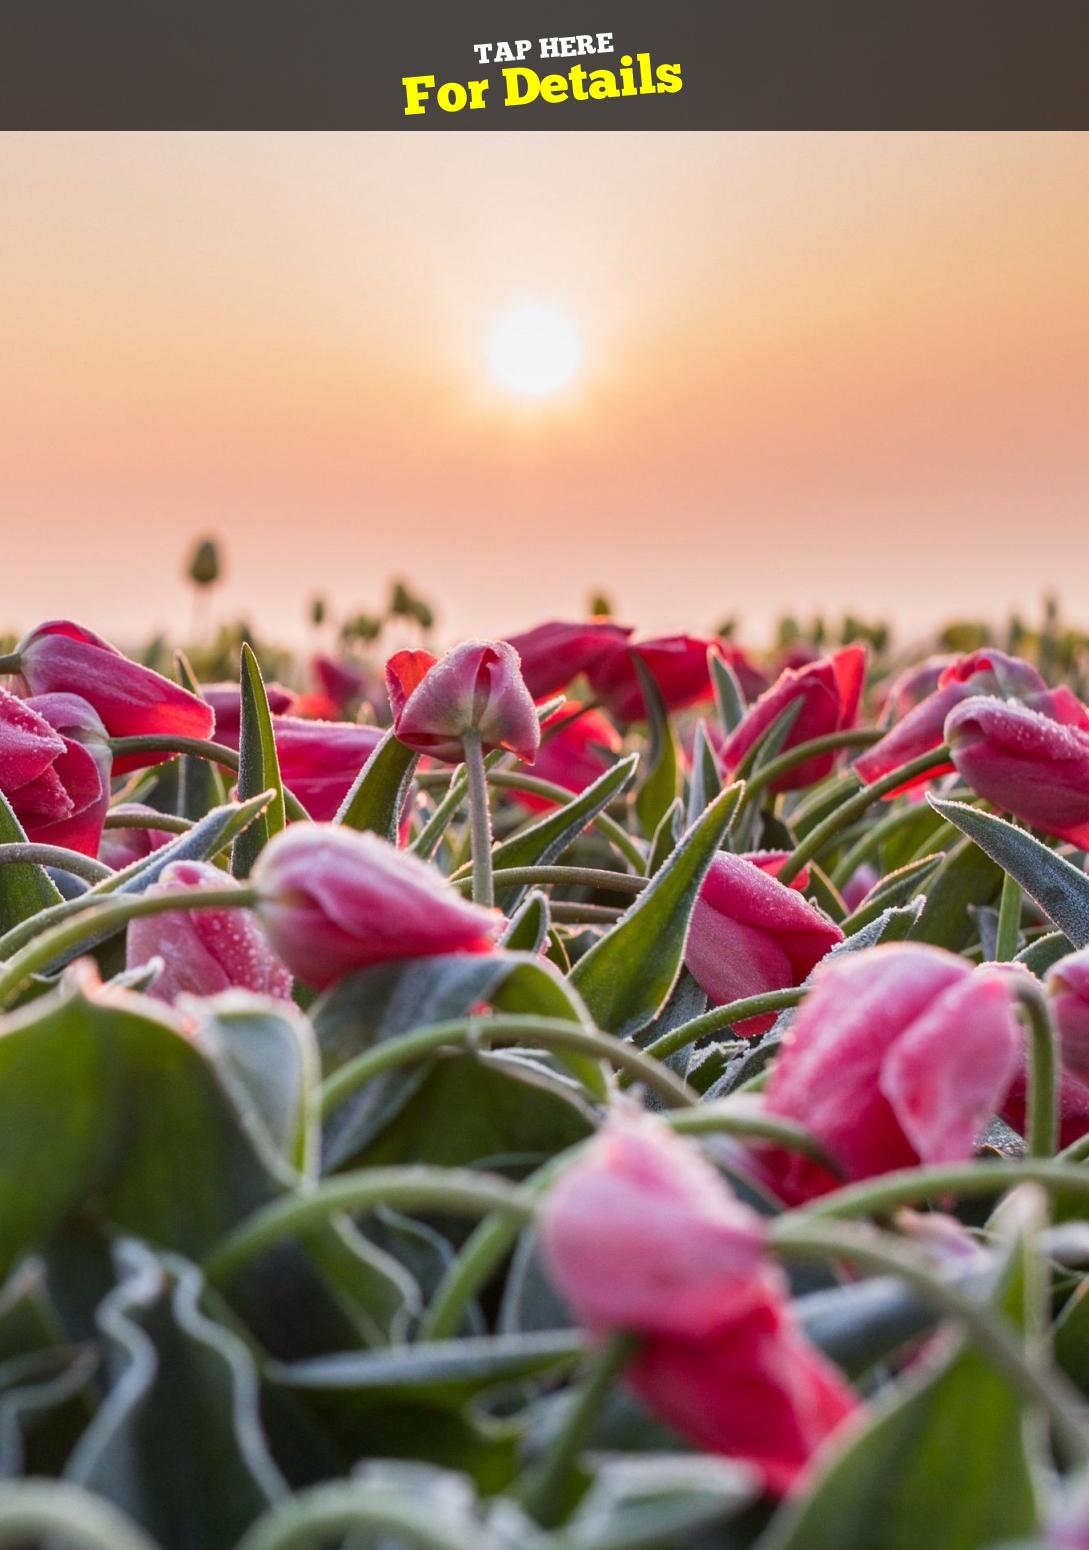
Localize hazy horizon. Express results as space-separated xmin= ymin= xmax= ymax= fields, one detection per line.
xmin=1 ymin=131 xmax=1087 ymax=651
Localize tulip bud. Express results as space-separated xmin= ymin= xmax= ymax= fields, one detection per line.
xmin=721 ymin=645 xmax=866 ymax=791
xmin=126 ymin=860 xmax=293 ymax=1005
xmin=97 ymin=803 xmax=174 ymax=870
xmin=385 ymin=641 xmax=539 ymax=765
xmin=0 ymin=687 xmax=111 ymax=856
xmin=588 ymin=635 xmax=745 ymax=724
xmin=998 ymin=947 xmax=1089 ymax=1150
xmin=10 ymin=620 xmax=214 ymax=773
xmin=538 ymin=1110 xmax=859 ymax=1494
xmin=684 ymin=852 xmax=844 ymax=1033
xmin=252 ymin=824 xmax=498 ymax=989
xmin=947 ymin=696 xmax=1089 ymax=847
xmin=503 ymin=619 xmax=633 ymax=702
xmin=259 ymin=717 xmax=383 ymax=822
xmin=759 ymin=944 xmax=1021 ymax=1203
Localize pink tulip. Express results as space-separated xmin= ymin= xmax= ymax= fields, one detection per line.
xmin=253 ymin=824 xmax=498 ymax=989
xmin=855 ymin=648 xmax=1086 ymax=792
xmin=9 ymin=621 xmax=214 ymax=773
xmin=947 ymin=696 xmax=1089 ymax=847
xmin=684 ymin=852 xmax=844 ymax=1034
xmin=263 ymin=717 xmax=383 ymax=822
xmin=538 ymin=1110 xmax=859 ymax=1494
xmin=502 ymin=619 xmax=633 ymax=702
xmin=840 ymin=862 xmax=881 ymax=913
xmin=97 ymin=803 xmax=175 ymax=870
xmin=999 ymin=948 xmax=1089 ymax=1149
xmin=311 ymin=653 xmax=366 ymax=716
xmin=513 ymin=702 xmax=622 ymax=813
xmin=0 ymin=688 xmax=111 ymax=856
xmin=386 ymin=641 xmax=539 ymax=765
xmin=587 ymin=635 xmax=729 ymax=724
xmin=126 ymin=860 xmax=293 ymax=1005
xmin=721 ymin=646 xmax=866 ymax=791
xmin=758 ymin=945 xmax=1021 ymax=1203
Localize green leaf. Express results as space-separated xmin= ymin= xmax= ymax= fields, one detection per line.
xmin=570 ymin=782 xmax=743 ymax=1038
xmin=0 ymin=791 xmax=63 ymax=933
xmin=686 ymin=720 xmax=722 ymax=826
xmin=711 ymin=653 xmax=747 ymax=735
xmin=646 ymin=799 xmax=683 ymax=877
xmin=334 ymin=727 xmax=418 ymax=842
xmin=174 ymin=653 xmax=226 ymax=821
xmin=232 ymin=644 xmax=287 ymax=879
xmin=314 ymin=953 xmax=601 ymax=1169
xmin=64 ymin=1239 xmax=285 ymax=1549
xmin=633 ymin=659 xmax=678 ymax=840
xmin=564 ymin=1453 xmax=757 ymax=1550
xmin=500 ymin=891 xmax=550 ymax=954
xmin=490 ymin=753 xmax=638 ymax=912
xmin=1016 ymin=930 xmax=1073 ymax=976
xmin=930 ymin=796 xmax=1089 ymax=948
xmin=842 ymin=855 xmax=941 ymax=935
xmin=908 ymin=831 xmax=1004 ymax=950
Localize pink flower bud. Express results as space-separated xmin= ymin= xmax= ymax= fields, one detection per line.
xmin=721 ymin=646 xmax=866 ymax=791
xmin=502 ymin=619 xmax=633 ymax=702
xmin=947 ymin=696 xmax=1089 ymax=847
xmin=11 ymin=621 xmax=214 ymax=774
xmin=512 ymin=702 xmax=622 ymax=813
xmin=385 ymin=641 xmax=539 ymax=765
xmin=759 ymin=944 xmax=1021 ymax=1203
xmin=998 ymin=947 xmax=1089 ymax=1150
xmin=538 ymin=1110 xmax=859 ymax=1494
xmin=97 ymin=804 xmax=174 ymax=870
xmin=252 ymin=824 xmax=498 ymax=989
xmin=684 ymin=853 xmax=844 ymax=1033
xmin=262 ymin=716 xmax=383 ymax=822
xmin=126 ymin=860 xmax=293 ymax=1005
xmin=0 ymin=687 xmax=111 ymax=856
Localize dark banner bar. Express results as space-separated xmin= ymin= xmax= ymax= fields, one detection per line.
xmin=1 ymin=0 xmax=1088 ymax=129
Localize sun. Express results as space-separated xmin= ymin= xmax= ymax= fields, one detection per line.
xmin=488 ymin=304 xmax=582 ymax=397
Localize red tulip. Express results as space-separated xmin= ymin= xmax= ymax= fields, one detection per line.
xmin=502 ymin=619 xmax=633 ymax=702
xmin=262 ymin=717 xmax=383 ymax=822
xmin=684 ymin=852 xmax=844 ymax=1034
xmin=9 ymin=621 xmax=214 ymax=774
xmin=0 ymin=687 xmax=111 ymax=856
xmin=758 ymin=945 xmax=1021 ymax=1204
xmin=721 ymin=646 xmax=866 ymax=791
xmin=253 ymin=824 xmax=498 ymax=989
xmin=513 ymin=702 xmax=622 ymax=813
xmin=587 ymin=635 xmax=727 ymax=724
xmin=386 ymin=641 xmax=539 ymax=765
xmin=126 ymin=860 xmax=293 ymax=1005
xmin=855 ymin=648 xmax=1084 ymax=792
xmin=97 ymin=803 xmax=174 ymax=870
xmin=947 ymin=696 xmax=1089 ymax=846
xmin=538 ymin=1110 xmax=859 ymax=1494
xmin=312 ymin=653 xmax=366 ymax=716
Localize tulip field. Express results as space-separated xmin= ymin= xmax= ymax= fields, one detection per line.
xmin=6 ymin=608 xmax=1089 ymax=1549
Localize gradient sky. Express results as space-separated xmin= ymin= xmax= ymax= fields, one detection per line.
xmin=1 ymin=131 xmax=1087 ymax=649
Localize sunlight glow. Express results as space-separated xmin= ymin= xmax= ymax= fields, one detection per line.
xmin=488 ymin=305 xmax=582 ymax=396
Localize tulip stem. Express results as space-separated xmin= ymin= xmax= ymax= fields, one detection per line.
xmin=771 ymin=1216 xmax=1089 ymax=1466
xmin=520 ymin=1332 xmax=639 ymax=1527
xmin=740 ymin=727 xmax=882 ymax=811
xmin=0 ymin=885 xmax=259 ymax=1008
xmin=461 ymin=730 xmax=495 ymax=907
xmin=0 ymin=652 xmax=19 ymax=676
xmin=233 ymin=1483 xmax=484 ymax=1550
xmin=0 ymin=1480 xmax=160 ymax=1550
xmin=776 ymin=744 xmax=952 ymax=886
xmin=1016 ymin=978 xmax=1059 ymax=1157
xmin=106 ymin=737 xmax=311 ymax=822
xmin=452 ymin=864 xmax=646 ymax=898
xmin=319 ymin=1013 xmax=697 ymax=1117
xmin=0 ymin=844 xmax=112 ymax=885
xmin=995 ymin=868 xmax=1024 ymax=961
xmin=203 ymin=1166 xmax=534 ymax=1286
xmin=791 ymin=1158 xmax=1089 ymax=1220
xmin=104 ymin=810 xmax=192 ymax=833
xmin=639 ymin=987 xmax=805 ymax=1066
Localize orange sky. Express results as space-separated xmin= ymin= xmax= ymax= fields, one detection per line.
xmin=0 ymin=131 xmax=1087 ymax=650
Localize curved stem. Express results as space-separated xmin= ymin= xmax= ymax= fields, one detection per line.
xmin=0 ymin=885 xmax=258 ymax=1007
xmin=483 ymin=771 xmax=645 ymax=873
xmin=1016 ymin=978 xmax=1059 ymax=1158
xmin=0 ymin=843 xmax=112 ymax=884
xmin=741 ymin=728 xmax=881 ymax=809
xmin=319 ymin=1013 xmax=697 ymax=1117
xmin=452 ymin=864 xmax=646 ymax=898
xmin=234 ymin=1483 xmax=476 ymax=1550
xmin=770 ymin=1216 xmax=1089 ymax=1466
xmin=0 ymin=1480 xmax=162 ymax=1550
xmin=639 ymin=987 xmax=804 ymax=1065
xmin=204 ymin=1166 xmax=534 ymax=1286
xmin=830 ymin=800 xmax=939 ymax=886
xmin=776 ymin=744 xmax=951 ymax=886
xmin=520 ymin=1333 xmax=638 ymax=1527
xmin=797 ymin=1159 xmax=1089 ymax=1220
xmin=549 ymin=901 xmax=623 ymax=924
xmin=104 ymin=810 xmax=192 ymax=833
xmin=461 ymin=730 xmax=494 ymax=907
xmin=996 ymin=868 xmax=1024 ymax=962
xmin=106 ymin=737 xmax=310 ymax=822
xmin=670 ymin=1098 xmax=842 ymax=1173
